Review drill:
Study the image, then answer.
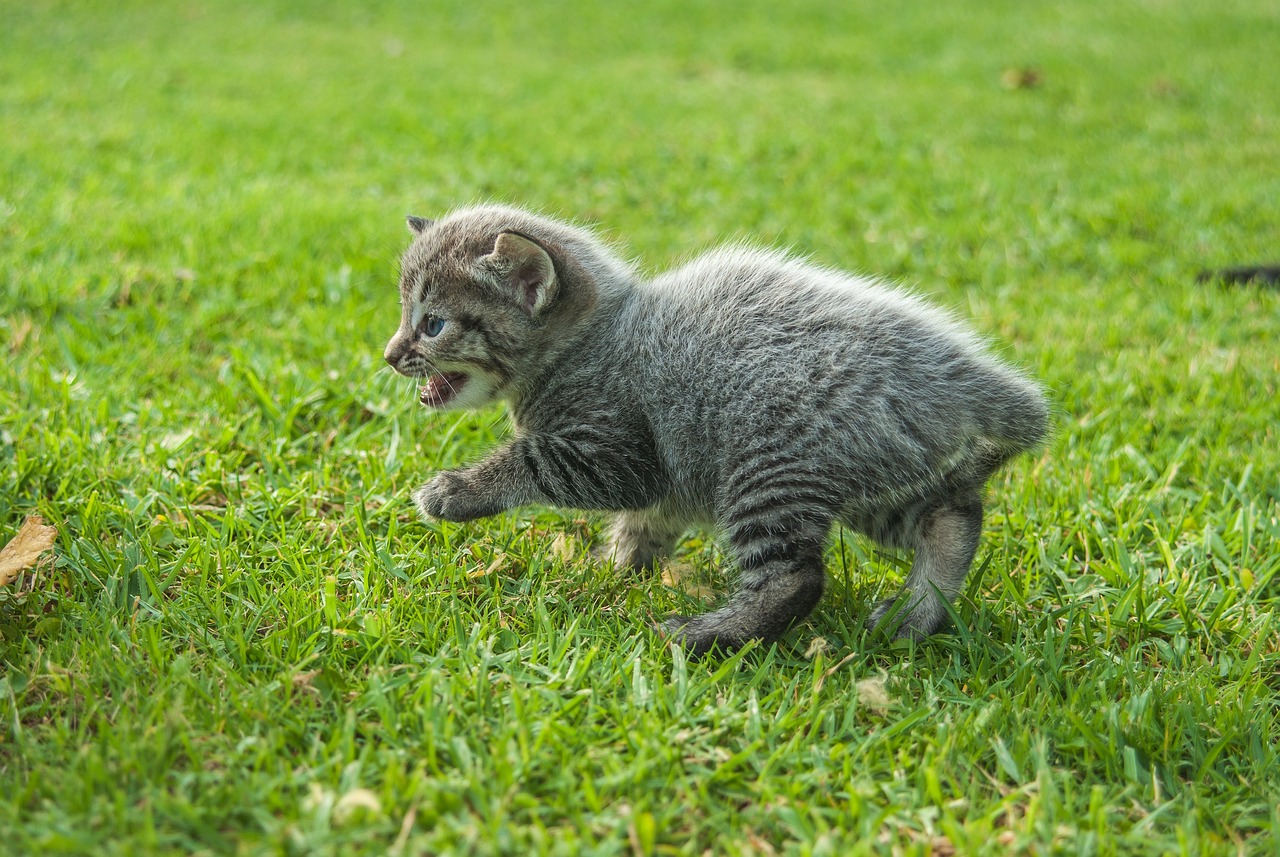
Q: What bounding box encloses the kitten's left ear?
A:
[406,215,434,235]
[480,232,559,315]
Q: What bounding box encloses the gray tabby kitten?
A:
[384,205,1047,655]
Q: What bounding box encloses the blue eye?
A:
[425,316,446,337]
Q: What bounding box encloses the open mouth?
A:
[419,371,469,407]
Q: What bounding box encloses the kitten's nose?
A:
[384,334,407,367]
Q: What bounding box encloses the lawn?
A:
[2,0,1278,854]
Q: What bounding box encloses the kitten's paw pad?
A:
[413,472,487,522]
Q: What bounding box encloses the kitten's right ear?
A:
[479,232,559,315]
[406,215,434,235]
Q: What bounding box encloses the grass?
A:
[2,0,1278,853]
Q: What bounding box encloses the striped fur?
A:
[386,205,1049,656]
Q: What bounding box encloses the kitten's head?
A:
[383,206,628,411]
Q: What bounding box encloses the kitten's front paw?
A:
[412,471,492,522]
[867,597,943,640]
[867,598,902,636]
[655,614,748,658]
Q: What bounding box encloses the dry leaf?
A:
[744,830,778,855]
[1000,66,1042,90]
[467,551,510,579]
[291,670,322,695]
[8,315,35,354]
[659,562,692,586]
[0,514,57,585]
[660,562,716,600]
[930,835,957,856]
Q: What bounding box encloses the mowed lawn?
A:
[2,0,1278,854]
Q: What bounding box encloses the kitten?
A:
[384,205,1048,655]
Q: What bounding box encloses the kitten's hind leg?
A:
[596,510,685,571]
[662,504,831,656]
[868,491,983,639]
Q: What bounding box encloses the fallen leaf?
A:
[7,315,35,353]
[467,550,510,579]
[1000,66,1042,90]
[0,514,57,585]
[744,830,778,855]
[291,670,322,694]
[660,562,716,600]
[931,835,957,856]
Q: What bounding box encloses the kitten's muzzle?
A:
[383,334,410,370]
[421,372,469,407]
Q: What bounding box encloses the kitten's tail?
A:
[974,368,1050,470]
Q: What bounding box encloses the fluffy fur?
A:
[384,205,1048,655]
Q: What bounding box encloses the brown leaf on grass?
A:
[7,315,36,354]
[660,562,716,601]
[467,550,511,579]
[0,514,58,586]
[744,830,778,855]
[1000,66,1042,90]
[291,670,322,695]
[930,835,957,856]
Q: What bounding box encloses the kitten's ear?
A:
[406,215,434,235]
[480,232,559,315]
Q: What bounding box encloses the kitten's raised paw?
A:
[412,471,493,522]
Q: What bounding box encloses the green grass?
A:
[2,0,1278,853]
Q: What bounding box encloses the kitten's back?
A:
[616,246,1046,505]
